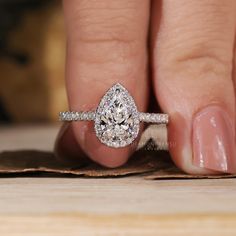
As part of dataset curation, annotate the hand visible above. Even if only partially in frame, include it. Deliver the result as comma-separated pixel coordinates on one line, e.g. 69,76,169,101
55,0,236,174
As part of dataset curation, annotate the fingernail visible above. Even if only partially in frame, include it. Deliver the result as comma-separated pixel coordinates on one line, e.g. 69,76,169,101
193,105,236,173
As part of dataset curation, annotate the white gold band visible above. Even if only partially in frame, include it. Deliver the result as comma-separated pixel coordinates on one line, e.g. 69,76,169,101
59,111,95,121
138,112,169,124
59,111,169,124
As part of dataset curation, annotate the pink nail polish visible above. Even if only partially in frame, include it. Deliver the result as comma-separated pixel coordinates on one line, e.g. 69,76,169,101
193,106,236,173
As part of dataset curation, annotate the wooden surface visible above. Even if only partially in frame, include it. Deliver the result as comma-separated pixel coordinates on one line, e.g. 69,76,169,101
0,125,236,235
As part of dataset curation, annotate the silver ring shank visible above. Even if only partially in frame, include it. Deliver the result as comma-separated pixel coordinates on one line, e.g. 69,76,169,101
59,111,95,121
138,112,169,124
59,111,168,124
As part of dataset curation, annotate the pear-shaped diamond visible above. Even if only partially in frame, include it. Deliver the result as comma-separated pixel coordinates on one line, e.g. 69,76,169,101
94,83,140,148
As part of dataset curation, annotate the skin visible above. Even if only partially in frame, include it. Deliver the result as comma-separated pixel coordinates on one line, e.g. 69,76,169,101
57,0,236,174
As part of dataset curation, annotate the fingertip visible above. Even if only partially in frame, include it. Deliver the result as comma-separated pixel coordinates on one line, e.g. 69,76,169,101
54,123,89,165
73,122,134,168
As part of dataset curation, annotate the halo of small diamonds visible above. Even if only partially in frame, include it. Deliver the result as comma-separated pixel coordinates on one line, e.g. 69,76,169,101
59,83,169,148
94,83,140,148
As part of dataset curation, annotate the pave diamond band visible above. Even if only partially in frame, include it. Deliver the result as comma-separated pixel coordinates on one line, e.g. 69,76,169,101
59,111,95,121
59,83,168,148
138,112,168,124
59,111,168,124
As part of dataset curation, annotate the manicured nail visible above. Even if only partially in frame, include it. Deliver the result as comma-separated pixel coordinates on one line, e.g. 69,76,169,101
193,106,236,173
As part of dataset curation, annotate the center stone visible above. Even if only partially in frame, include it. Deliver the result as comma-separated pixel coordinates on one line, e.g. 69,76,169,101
94,83,139,148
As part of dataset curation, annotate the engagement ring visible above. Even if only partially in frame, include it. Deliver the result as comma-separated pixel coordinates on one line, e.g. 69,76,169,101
59,83,169,148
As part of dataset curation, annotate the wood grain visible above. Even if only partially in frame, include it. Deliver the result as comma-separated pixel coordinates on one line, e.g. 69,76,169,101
0,177,236,235
0,125,236,235
1,214,236,236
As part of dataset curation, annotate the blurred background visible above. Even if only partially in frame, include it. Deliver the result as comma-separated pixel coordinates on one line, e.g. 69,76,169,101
0,0,67,123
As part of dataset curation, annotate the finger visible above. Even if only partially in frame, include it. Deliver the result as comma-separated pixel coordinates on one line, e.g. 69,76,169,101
151,0,236,174
54,123,89,165
63,0,150,167
234,38,236,126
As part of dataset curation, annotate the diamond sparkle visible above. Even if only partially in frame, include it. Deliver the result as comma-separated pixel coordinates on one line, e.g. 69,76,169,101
94,83,139,148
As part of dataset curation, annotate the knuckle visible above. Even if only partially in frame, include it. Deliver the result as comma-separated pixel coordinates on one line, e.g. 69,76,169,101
71,38,142,65
66,1,145,65
68,28,143,65
74,17,136,44
155,0,235,80
68,1,141,44
159,40,232,80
